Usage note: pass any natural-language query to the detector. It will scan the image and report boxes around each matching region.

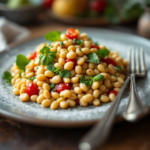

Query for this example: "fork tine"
[128,48,131,74]
[136,48,140,74]
[131,48,135,74]
[140,47,146,73]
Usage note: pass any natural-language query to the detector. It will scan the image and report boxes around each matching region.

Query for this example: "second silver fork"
[123,47,149,122]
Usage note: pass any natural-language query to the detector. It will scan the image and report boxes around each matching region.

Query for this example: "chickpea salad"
[2,28,128,110]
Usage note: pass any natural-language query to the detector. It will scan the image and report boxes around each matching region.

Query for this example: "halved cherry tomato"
[108,90,118,96]
[66,28,78,39]
[91,43,100,49]
[26,83,39,97]
[89,0,107,13]
[66,59,77,68]
[101,58,117,66]
[55,83,71,93]
[29,51,37,60]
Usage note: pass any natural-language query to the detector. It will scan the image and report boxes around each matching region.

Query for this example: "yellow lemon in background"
[52,0,88,16]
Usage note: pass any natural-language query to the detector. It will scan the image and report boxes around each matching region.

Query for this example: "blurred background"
[0,0,150,46]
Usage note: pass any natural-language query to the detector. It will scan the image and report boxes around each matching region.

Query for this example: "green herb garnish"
[25,75,37,81]
[80,76,93,86]
[2,71,12,85]
[98,95,101,99]
[116,66,122,71]
[50,83,56,92]
[73,39,83,46]
[87,53,99,64]
[16,54,30,71]
[97,48,110,58]
[39,46,57,65]
[94,42,99,46]
[59,41,65,47]
[59,69,71,77]
[44,31,61,42]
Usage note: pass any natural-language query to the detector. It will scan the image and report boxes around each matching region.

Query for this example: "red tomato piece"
[75,99,79,105]
[91,43,100,49]
[65,59,77,68]
[43,0,54,8]
[89,0,107,13]
[66,28,78,39]
[101,58,117,66]
[29,51,37,60]
[55,83,71,93]
[108,90,118,96]
[26,83,39,97]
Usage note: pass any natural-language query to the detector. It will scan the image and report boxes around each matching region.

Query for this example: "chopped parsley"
[2,71,12,85]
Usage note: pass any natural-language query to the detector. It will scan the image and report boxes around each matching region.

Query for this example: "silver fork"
[123,47,149,122]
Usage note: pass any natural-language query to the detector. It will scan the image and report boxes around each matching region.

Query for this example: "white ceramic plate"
[0,28,150,127]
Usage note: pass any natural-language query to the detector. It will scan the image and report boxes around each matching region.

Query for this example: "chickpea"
[114,82,122,88]
[37,66,44,75]
[82,48,90,54]
[90,48,97,53]
[93,90,100,98]
[37,94,45,103]
[83,55,88,61]
[57,97,65,103]
[75,66,82,74]
[83,41,91,48]
[60,90,71,98]
[51,101,59,110]
[43,83,50,91]
[100,95,109,103]
[20,87,26,94]
[39,89,44,95]
[74,87,82,94]
[97,64,106,72]
[61,33,67,41]
[54,63,62,68]
[45,71,55,78]
[99,85,106,92]
[42,99,52,107]
[86,69,95,76]
[60,51,67,58]
[44,90,51,99]
[51,92,60,99]
[36,74,46,81]
[109,93,116,102]
[91,81,100,90]
[30,95,38,102]
[86,89,93,95]
[114,88,120,92]
[64,62,73,70]
[123,59,128,66]
[70,70,76,77]
[81,94,93,103]
[68,94,77,100]
[116,56,123,65]
[51,75,61,84]
[80,83,88,92]
[66,100,76,107]
[72,83,79,88]
[26,80,32,85]
[80,99,88,107]
[77,57,85,65]
[82,69,86,74]
[63,78,71,83]
[117,77,124,84]
[26,72,34,78]
[78,93,84,99]
[93,99,100,106]
[67,51,76,59]
[76,48,83,56]
[60,101,69,109]
[80,33,87,39]
[13,88,20,95]
[94,69,100,75]
[108,64,116,75]
[58,58,65,65]
[104,79,111,88]
[100,73,108,79]
[99,44,106,49]
[88,63,95,69]
[82,63,88,70]
[64,39,73,47]
[20,93,29,102]
[110,75,117,82]
[71,77,79,84]
[68,45,76,51]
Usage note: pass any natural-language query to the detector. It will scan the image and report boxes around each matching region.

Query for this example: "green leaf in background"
[7,0,32,9]
[59,69,71,77]
[97,48,110,58]
[121,1,144,21]
[2,71,12,85]
[87,53,99,64]
[45,31,61,42]
[16,54,30,71]
[50,83,56,92]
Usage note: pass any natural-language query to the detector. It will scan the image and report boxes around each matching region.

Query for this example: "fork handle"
[123,74,149,122]
[79,77,130,150]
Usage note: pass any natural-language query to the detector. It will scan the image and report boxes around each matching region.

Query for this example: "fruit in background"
[7,0,31,9]
[89,0,107,13]
[52,0,88,16]
[43,0,54,8]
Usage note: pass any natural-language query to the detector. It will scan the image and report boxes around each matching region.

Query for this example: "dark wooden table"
[1,14,150,150]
